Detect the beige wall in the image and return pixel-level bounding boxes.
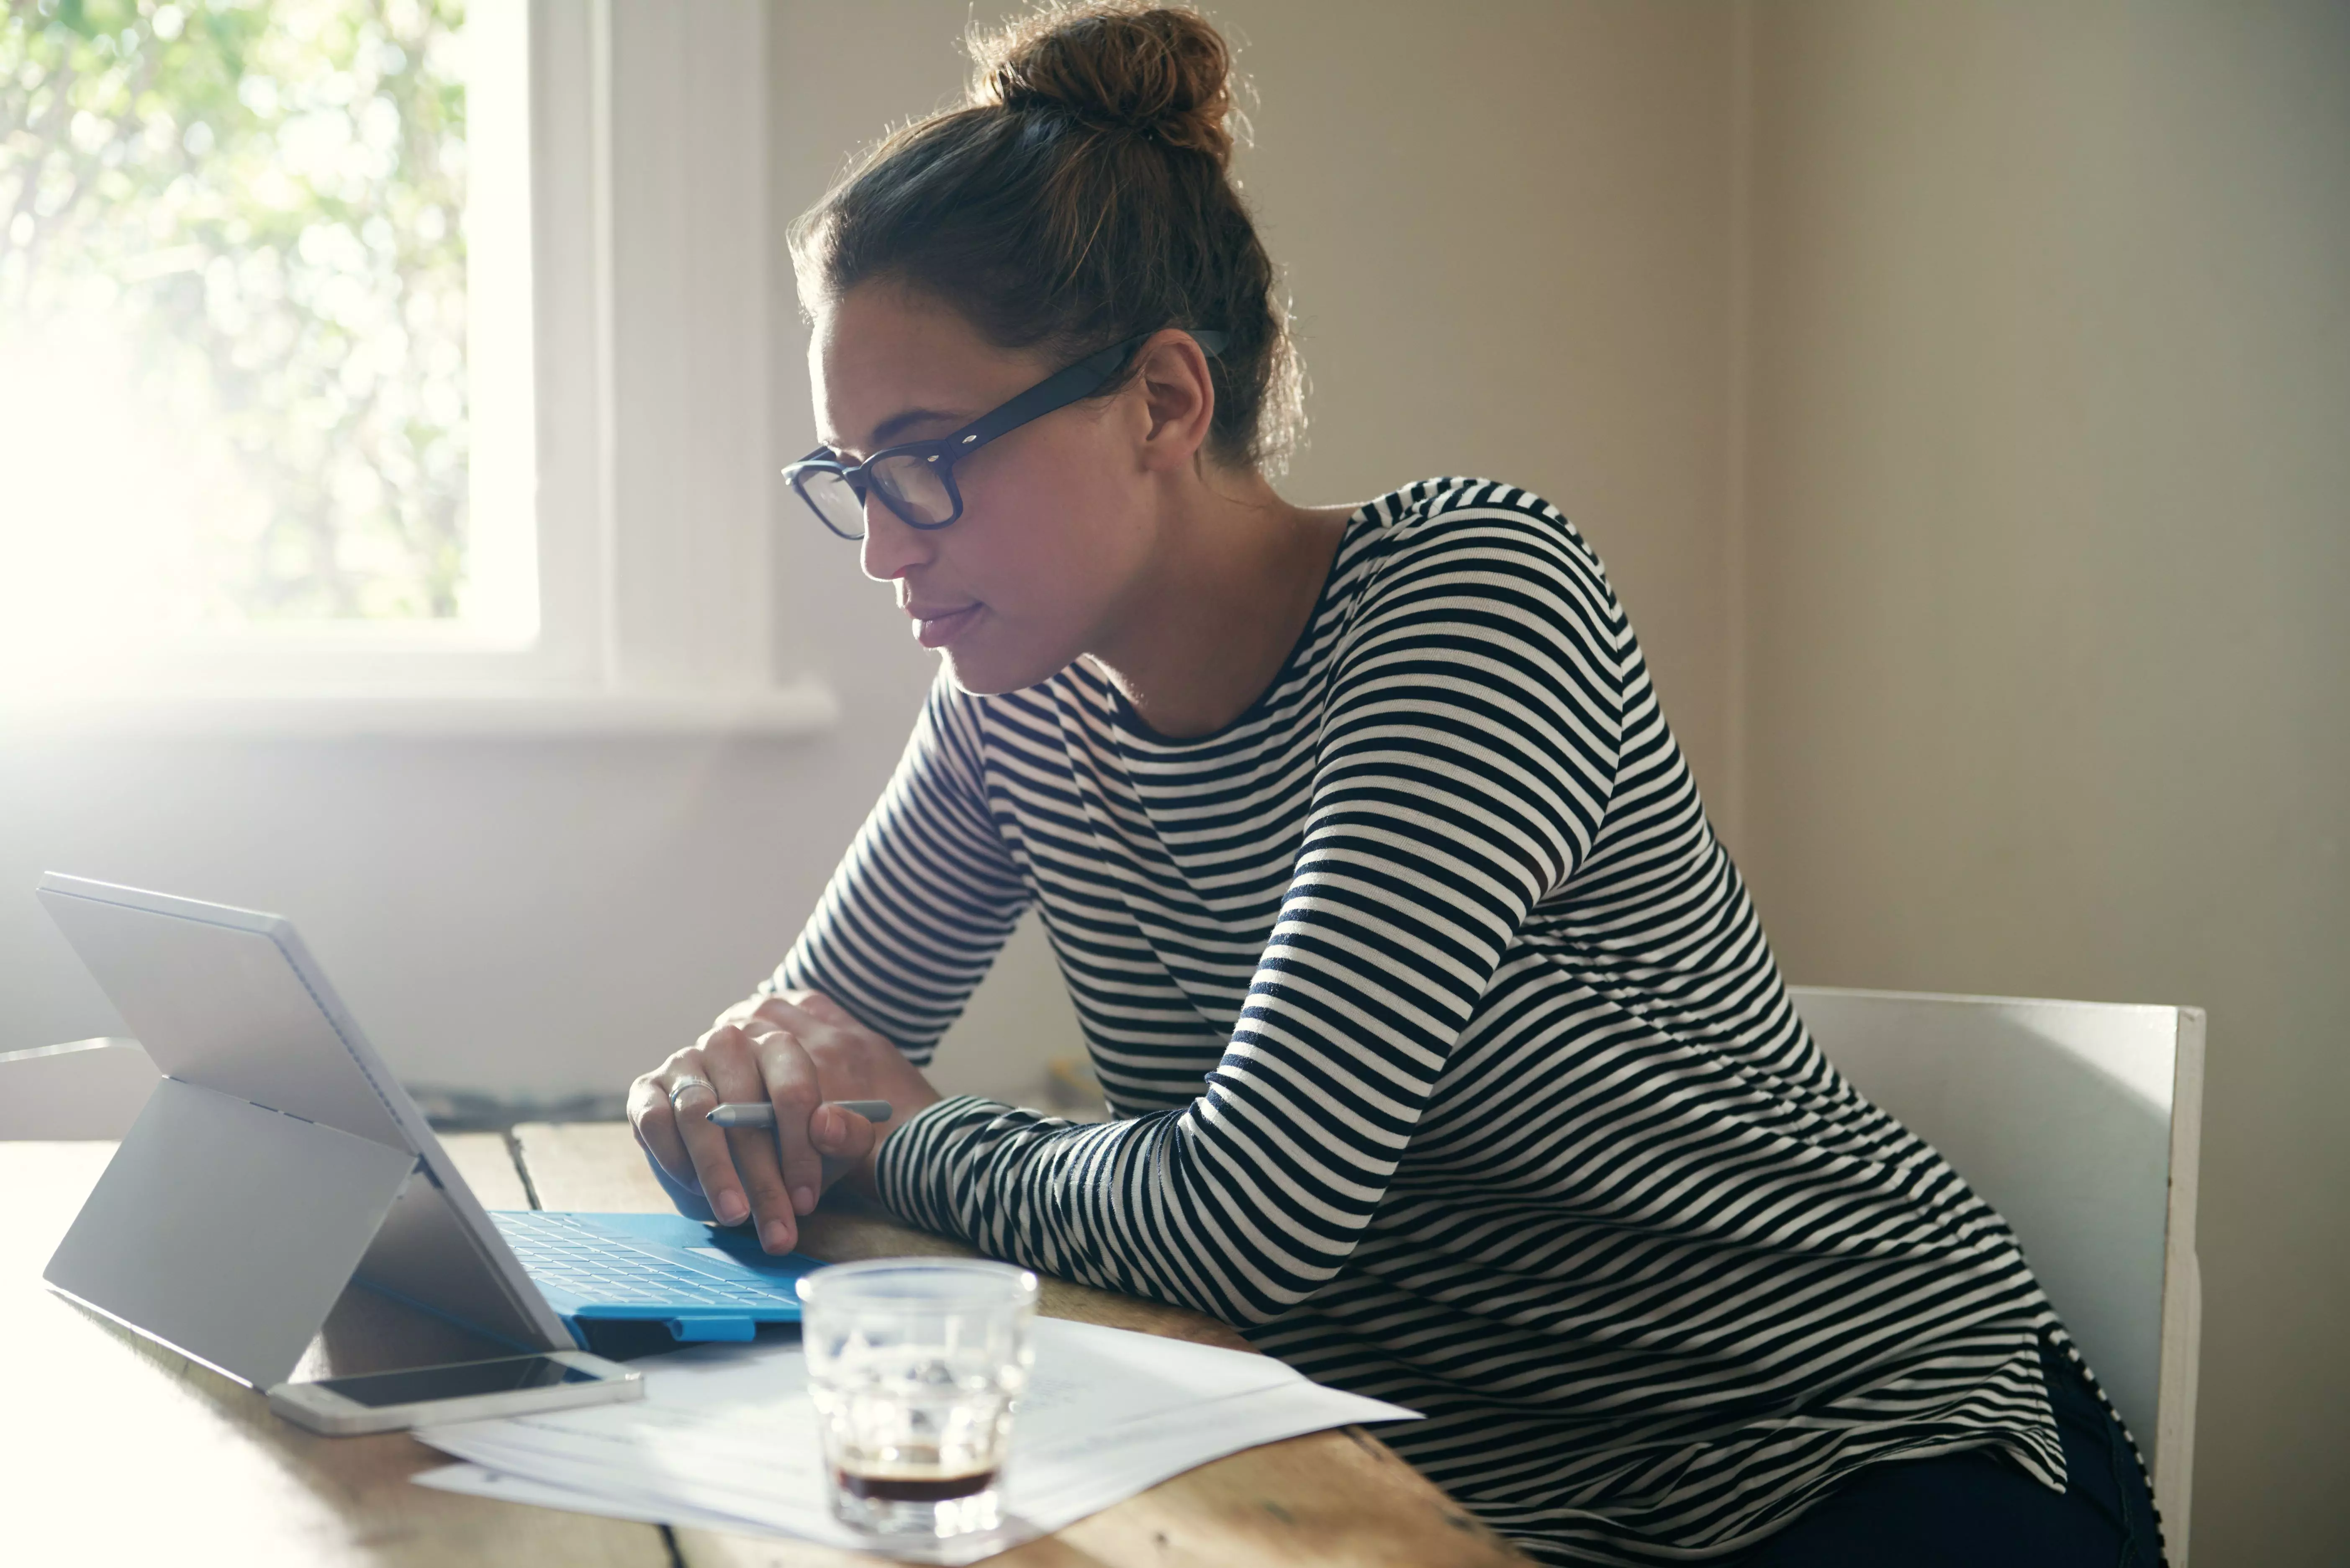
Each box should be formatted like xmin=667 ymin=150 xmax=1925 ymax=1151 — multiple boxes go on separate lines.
xmin=1229 ymin=1 xmax=1741 ymax=801
xmin=1740 ymin=3 xmax=2350 ymax=1560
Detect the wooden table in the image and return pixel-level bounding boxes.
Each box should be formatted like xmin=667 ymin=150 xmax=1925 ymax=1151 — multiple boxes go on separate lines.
xmin=3 ymin=1127 xmax=1527 ymax=1566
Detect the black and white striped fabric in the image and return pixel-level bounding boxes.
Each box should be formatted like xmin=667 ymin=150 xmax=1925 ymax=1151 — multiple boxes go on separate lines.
xmin=770 ymin=477 xmax=2077 ymax=1563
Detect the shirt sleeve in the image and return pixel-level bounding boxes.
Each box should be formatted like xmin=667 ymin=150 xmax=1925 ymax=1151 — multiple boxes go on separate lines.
xmin=765 ymin=669 xmax=1035 ymax=1066
xmin=876 ymin=507 xmax=1629 ymax=1325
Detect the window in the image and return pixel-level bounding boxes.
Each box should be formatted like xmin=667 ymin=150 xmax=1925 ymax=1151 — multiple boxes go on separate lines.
xmin=1 ymin=1 xmax=820 ymax=734
xmin=1 ymin=0 xmax=535 ymax=675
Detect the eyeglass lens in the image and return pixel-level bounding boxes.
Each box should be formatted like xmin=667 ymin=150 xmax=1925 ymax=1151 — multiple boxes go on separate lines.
xmin=794 ymin=454 xmax=960 ymax=540
xmin=796 ymin=469 xmax=868 ymax=540
xmin=871 ymin=454 xmax=955 ymax=525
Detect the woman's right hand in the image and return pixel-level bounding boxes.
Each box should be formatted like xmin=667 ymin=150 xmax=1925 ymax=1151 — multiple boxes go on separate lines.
xmin=627 ymin=1014 xmax=875 ymax=1255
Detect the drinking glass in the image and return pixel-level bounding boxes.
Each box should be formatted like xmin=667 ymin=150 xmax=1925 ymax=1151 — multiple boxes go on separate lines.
xmin=796 ymin=1258 xmax=1039 ymax=1538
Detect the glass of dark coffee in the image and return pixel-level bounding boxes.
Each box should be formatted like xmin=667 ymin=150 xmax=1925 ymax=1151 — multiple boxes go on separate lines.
xmin=796 ymin=1259 xmax=1039 ymax=1539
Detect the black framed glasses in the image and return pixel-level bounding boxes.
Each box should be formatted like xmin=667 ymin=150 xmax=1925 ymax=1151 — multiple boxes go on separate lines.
xmin=783 ymin=328 xmax=1228 ymax=541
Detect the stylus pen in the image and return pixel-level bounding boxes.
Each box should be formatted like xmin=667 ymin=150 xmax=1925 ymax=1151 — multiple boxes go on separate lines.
xmin=706 ymin=1098 xmax=892 ymax=1129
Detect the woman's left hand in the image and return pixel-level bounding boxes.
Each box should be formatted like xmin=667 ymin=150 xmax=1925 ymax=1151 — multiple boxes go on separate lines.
xmin=722 ymin=989 xmax=943 ymax=1197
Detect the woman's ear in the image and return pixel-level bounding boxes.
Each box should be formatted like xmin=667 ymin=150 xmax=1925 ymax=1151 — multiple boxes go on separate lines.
xmin=1133 ymin=330 xmax=1218 ymax=472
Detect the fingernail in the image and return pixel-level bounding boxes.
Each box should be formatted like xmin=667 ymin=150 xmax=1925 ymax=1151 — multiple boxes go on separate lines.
xmin=793 ymin=1186 xmax=817 ymax=1215
xmin=718 ymin=1191 xmax=748 ymax=1224
xmin=762 ymin=1219 xmax=793 ymax=1252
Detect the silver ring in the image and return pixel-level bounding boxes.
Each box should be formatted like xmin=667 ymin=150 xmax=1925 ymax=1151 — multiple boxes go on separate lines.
xmin=667 ymin=1076 xmax=716 ymax=1113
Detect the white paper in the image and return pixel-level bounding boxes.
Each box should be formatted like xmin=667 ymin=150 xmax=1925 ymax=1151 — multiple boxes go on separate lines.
xmin=413 ymin=1317 xmax=1417 ymax=1562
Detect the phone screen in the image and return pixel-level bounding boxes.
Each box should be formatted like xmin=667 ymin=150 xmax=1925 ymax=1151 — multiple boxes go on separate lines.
xmin=315 ymin=1355 xmax=601 ymax=1408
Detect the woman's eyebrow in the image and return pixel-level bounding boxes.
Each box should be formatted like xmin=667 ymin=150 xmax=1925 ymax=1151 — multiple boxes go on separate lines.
xmin=865 ymin=405 xmax=968 ymax=448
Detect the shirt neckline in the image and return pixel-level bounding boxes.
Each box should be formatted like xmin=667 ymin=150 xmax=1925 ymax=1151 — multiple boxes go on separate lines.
xmin=1104 ymin=506 xmax=1373 ymax=749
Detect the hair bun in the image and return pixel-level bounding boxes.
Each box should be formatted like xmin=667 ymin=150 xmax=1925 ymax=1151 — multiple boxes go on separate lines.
xmin=971 ymin=3 xmax=1236 ymax=168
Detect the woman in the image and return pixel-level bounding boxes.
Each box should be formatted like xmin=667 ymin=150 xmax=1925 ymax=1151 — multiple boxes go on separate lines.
xmin=628 ymin=6 xmax=2160 ymax=1563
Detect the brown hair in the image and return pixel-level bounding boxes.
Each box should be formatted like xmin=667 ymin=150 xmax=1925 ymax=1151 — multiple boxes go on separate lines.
xmin=788 ymin=3 xmax=1302 ymax=472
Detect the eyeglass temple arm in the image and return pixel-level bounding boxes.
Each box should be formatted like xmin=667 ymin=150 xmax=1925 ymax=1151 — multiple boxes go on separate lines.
xmin=948 ymin=330 xmax=1230 ymax=454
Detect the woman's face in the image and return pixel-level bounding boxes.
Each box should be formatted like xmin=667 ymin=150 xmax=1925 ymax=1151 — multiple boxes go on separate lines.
xmin=810 ymin=284 xmax=1163 ymax=695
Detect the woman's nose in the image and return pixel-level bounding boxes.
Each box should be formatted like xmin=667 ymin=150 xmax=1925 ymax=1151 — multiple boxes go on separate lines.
xmin=858 ymin=495 xmax=933 ymax=582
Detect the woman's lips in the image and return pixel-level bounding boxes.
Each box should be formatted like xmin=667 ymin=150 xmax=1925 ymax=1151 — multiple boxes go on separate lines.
xmin=910 ymin=603 xmax=984 ymax=649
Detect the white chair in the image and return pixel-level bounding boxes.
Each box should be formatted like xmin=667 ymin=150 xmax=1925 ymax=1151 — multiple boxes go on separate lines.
xmin=1792 ymin=986 xmax=2204 ymax=1565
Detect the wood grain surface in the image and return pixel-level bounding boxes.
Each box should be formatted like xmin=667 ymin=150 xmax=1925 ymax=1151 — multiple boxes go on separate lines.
xmin=515 ymin=1121 xmax=1528 ymax=1567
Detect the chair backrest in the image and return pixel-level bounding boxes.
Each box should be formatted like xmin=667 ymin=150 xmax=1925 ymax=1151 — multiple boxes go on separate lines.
xmin=1791 ymin=986 xmax=2203 ymax=1564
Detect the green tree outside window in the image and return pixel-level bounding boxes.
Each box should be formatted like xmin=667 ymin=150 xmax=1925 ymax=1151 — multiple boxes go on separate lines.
xmin=1 ymin=0 xmax=472 ymax=624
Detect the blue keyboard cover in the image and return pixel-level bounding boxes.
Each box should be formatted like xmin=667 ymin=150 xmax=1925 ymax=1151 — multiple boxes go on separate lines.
xmin=491 ymin=1209 xmax=820 ymax=1342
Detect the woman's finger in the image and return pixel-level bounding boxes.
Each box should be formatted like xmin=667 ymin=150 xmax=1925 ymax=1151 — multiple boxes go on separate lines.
xmin=748 ymin=1025 xmax=826 ymax=1228
xmin=812 ymin=1101 xmax=881 ymax=1163
xmin=700 ymin=1024 xmax=802 ymax=1251
xmin=629 ymin=1071 xmax=697 ymax=1188
xmin=663 ymin=1046 xmax=753 ymax=1226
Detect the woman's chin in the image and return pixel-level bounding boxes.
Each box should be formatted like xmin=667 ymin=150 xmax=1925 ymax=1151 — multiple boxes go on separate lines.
xmin=939 ymin=640 xmax=1062 ymax=698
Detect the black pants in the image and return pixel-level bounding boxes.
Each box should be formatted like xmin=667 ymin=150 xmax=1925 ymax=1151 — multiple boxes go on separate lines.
xmin=1728 ymin=1341 xmax=2163 ymax=1567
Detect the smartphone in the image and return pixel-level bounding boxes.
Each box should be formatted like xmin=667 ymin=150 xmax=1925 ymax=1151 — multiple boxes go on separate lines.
xmin=266 ymin=1350 xmax=642 ymax=1435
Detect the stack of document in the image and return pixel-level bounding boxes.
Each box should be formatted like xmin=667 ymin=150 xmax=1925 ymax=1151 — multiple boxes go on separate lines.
xmin=414 ymin=1317 xmax=1417 ymax=1563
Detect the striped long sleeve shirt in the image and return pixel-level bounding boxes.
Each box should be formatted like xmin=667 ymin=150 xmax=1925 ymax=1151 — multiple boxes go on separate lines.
xmin=765 ymin=477 xmax=2077 ymax=1563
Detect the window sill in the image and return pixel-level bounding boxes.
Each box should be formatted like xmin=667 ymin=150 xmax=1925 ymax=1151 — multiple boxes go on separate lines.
xmin=1 ymin=677 xmax=840 ymax=740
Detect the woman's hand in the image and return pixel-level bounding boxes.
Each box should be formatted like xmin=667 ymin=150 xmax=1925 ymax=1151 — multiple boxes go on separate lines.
xmin=628 ymin=990 xmax=941 ymax=1253
xmin=729 ymin=990 xmax=945 ymax=1197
